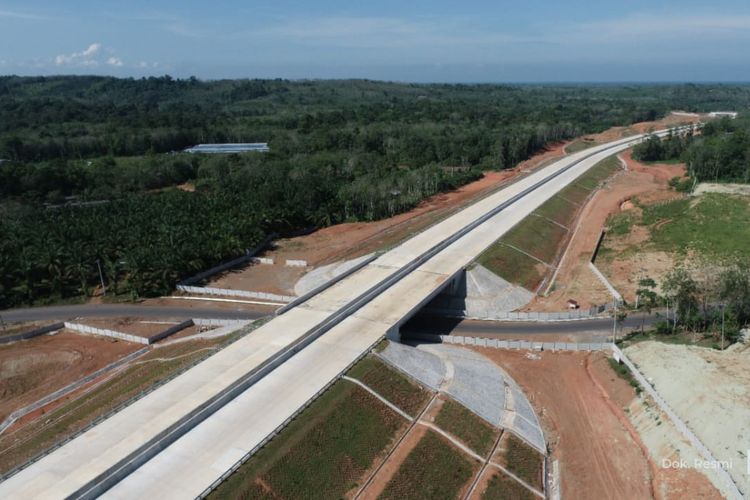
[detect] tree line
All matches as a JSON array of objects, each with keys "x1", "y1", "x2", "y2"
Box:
[
  {"x1": 632, "y1": 115, "x2": 750, "y2": 183},
  {"x1": 2, "y1": 77, "x2": 750, "y2": 307}
]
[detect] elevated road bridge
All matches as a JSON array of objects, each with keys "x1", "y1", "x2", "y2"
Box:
[{"x1": 0, "y1": 127, "x2": 688, "y2": 499}]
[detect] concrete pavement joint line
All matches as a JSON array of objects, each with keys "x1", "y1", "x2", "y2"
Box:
[
  {"x1": 341, "y1": 376, "x2": 413, "y2": 421},
  {"x1": 276, "y1": 253, "x2": 380, "y2": 315}
]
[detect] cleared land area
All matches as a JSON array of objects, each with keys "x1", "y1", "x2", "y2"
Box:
[
  {"x1": 379, "y1": 429, "x2": 477, "y2": 500},
  {"x1": 599, "y1": 190, "x2": 750, "y2": 302},
  {"x1": 626, "y1": 341, "x2": 750, "y2": 496},
  {"x1": 526, "y1": 149, "x2": 687, "y2": 310},
  {"x1": 469, "y1": 348, "x2": 711, "y2": 499},
  {"x1": 208, "y1": 379, "x2": 406, "y2": 500},
  {"x1": 478, "y1": 155, "x2": 621, "y2": 292},
  {"x1": 0, "y1": 335, "x2": 229, "y2": 475},
  {"x1": 0, "y1": 330, "x2": 140, "y2": 422}
]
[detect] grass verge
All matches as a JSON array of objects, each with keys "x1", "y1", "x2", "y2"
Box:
[
  {"x1": 379, "y1": 429, "x2": 476, "y2": 500},
  {"x1": 496, "y1": 433, "x2": 544, "y2": 491},
  {"x1": 435, "y1": 399, "x2": 498, "y2": 457},
  {"x1": 208, "y1": 380, "x2": 404, "y2": 500},
  {"x1": 606, "y1": 357, "x2": 642, "y2": 395},
  {"x1": 481, "y1": 469, "x2": 536, "y2": 500},
  {"x1": 477, "y1": 155, "x2": 621, "y2": 290},
  {"x1": 346, "y1": 356, "x2": 431, "y2": 416}
]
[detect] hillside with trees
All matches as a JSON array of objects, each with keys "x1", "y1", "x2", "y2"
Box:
[{"x1": 2, "y1": 77, "x2": 750, "y2": 307}]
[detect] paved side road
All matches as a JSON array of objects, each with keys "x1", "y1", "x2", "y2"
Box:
[
  {"x1": 403, "y1": 312, "x2": 661, "y2": 341},
  {"x1": 0, "y1": 304, "x2": 266, "y2": 323}
]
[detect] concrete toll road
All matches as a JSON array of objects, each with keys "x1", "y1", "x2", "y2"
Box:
[{"x1": 0, "y1": 127, "x2": 689, "y2": 499}]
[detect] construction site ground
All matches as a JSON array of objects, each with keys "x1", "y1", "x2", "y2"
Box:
[
  {"x1": 470, "y1": 348, "x2": 720, "y2": 499},
  {"x1": 625, "y1": 340, "x2": 750, "y2": 496},
  {"x1": 0, "y1": 329, "x2": 141, "y2": 422},
  {"x1": 0, "y1": 334, "x2": 233, "y2": 474},
  {"x1": 525, "y1": 150, "x2": 687, "y2": 310}
]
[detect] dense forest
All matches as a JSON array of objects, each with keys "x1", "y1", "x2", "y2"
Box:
[
  {"x1": 632, "y1": 115, "x2": 750, "y2": 183},
  {"x1": 2, "y1": 76, "x2": 750, "y2": 307}
]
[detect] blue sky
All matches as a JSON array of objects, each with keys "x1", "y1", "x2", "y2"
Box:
[{"x1": 2, "y1": 0, "x2": 750, "y2": 82}]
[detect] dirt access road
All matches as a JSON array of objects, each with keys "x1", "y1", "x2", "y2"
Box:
[
  {"x1": 526, "y1": 149, "x2": 688, "y2": 311},
  {"x1": 471, "y1": 349, "x2": 719, "y2": 499}
]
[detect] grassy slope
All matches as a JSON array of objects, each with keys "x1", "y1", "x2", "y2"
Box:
[
  {"x1": 209, "y1": 380, "x2": 403, "y2": 500},
  {"x1": 435, "y1": 399, "x2": 498, "y2": 457},
  {"x1": 379, "y1": 429, "x2": 476, "y2": 500},
  {"x1": 478, "y1": 155, "x2": 621, "y2": 290},
  {"x1": 346, "y1": 356, "x2": 431, "y2": 416},
  {"x1": 499, "y1": 434, "x2": 545, "y2": 491},
  {"x1": 481, "y1": 470, "x2": 536, "y2": 500}
]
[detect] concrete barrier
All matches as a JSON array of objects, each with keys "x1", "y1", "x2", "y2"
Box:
[
  {"x1": 179, "y1": 234, "x2": 276, "y2": 286},
  {"x1": 284, "y1": 259, "x2": 307, "y2": 267},
  {"x1": 251, "y1": 257, "x2": 274, "y2": 265},
  {"x1": 0, "y1": 322, "x2": 64, "y2": 344},
  {"x1": 176, "y1": 285, "x2": 294, "y2": 303},
  {"x1": 65, "y1": 322, "x2": 149, "y2": 345}
]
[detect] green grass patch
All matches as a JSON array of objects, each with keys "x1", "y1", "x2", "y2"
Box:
[
  {"x1": 533, "y1": 195, "x2": 579, "y2": 227},
  {"x1": 606, "y1": 358, "x2": 642, "y2": 395},
  {"x1": 209, "y1": 380, "x2": 403, "y2": 500},
  {"x1": 435, "y1": 399, "x2": 498, "y2": 457},
  {"x1": 499, "y1": 434, "x2": 544, "y2": 491},
  {"x1": 477, "y1": 244, "x2": 546, "y2": 291},
  {"x1": 503, "y1": 216, "x2": 567, "y2": 264},
  {"x1": 643, "y1": 194, "x2": 750, "y2": 259},
  {"x1": 379, "y1": 430, "x2": 475, "y2": 500},
  {"x1": 565, "y1": 139, "x2": 596, "y2": 153},
  {"x1": 481, "y1": 470, "x2": 536, "y2": 500},
  {"x1": 346, "y1": 356, "x2": 431, "y2": 416},
  {"x1": 606, "y1": 212, "x2": 634, "y2": 236}
]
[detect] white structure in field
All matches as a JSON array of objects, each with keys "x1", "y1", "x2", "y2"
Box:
[{"x1": 184, "y1": 143, "x2": 270, "y2": 153}]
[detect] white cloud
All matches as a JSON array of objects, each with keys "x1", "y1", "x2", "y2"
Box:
[
  {"x1": 107, "y1": 56, "x2": 124, "y2": 67},
  {"x1": 55, "y1": 43, "x2": 103, "y2": 66}
]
